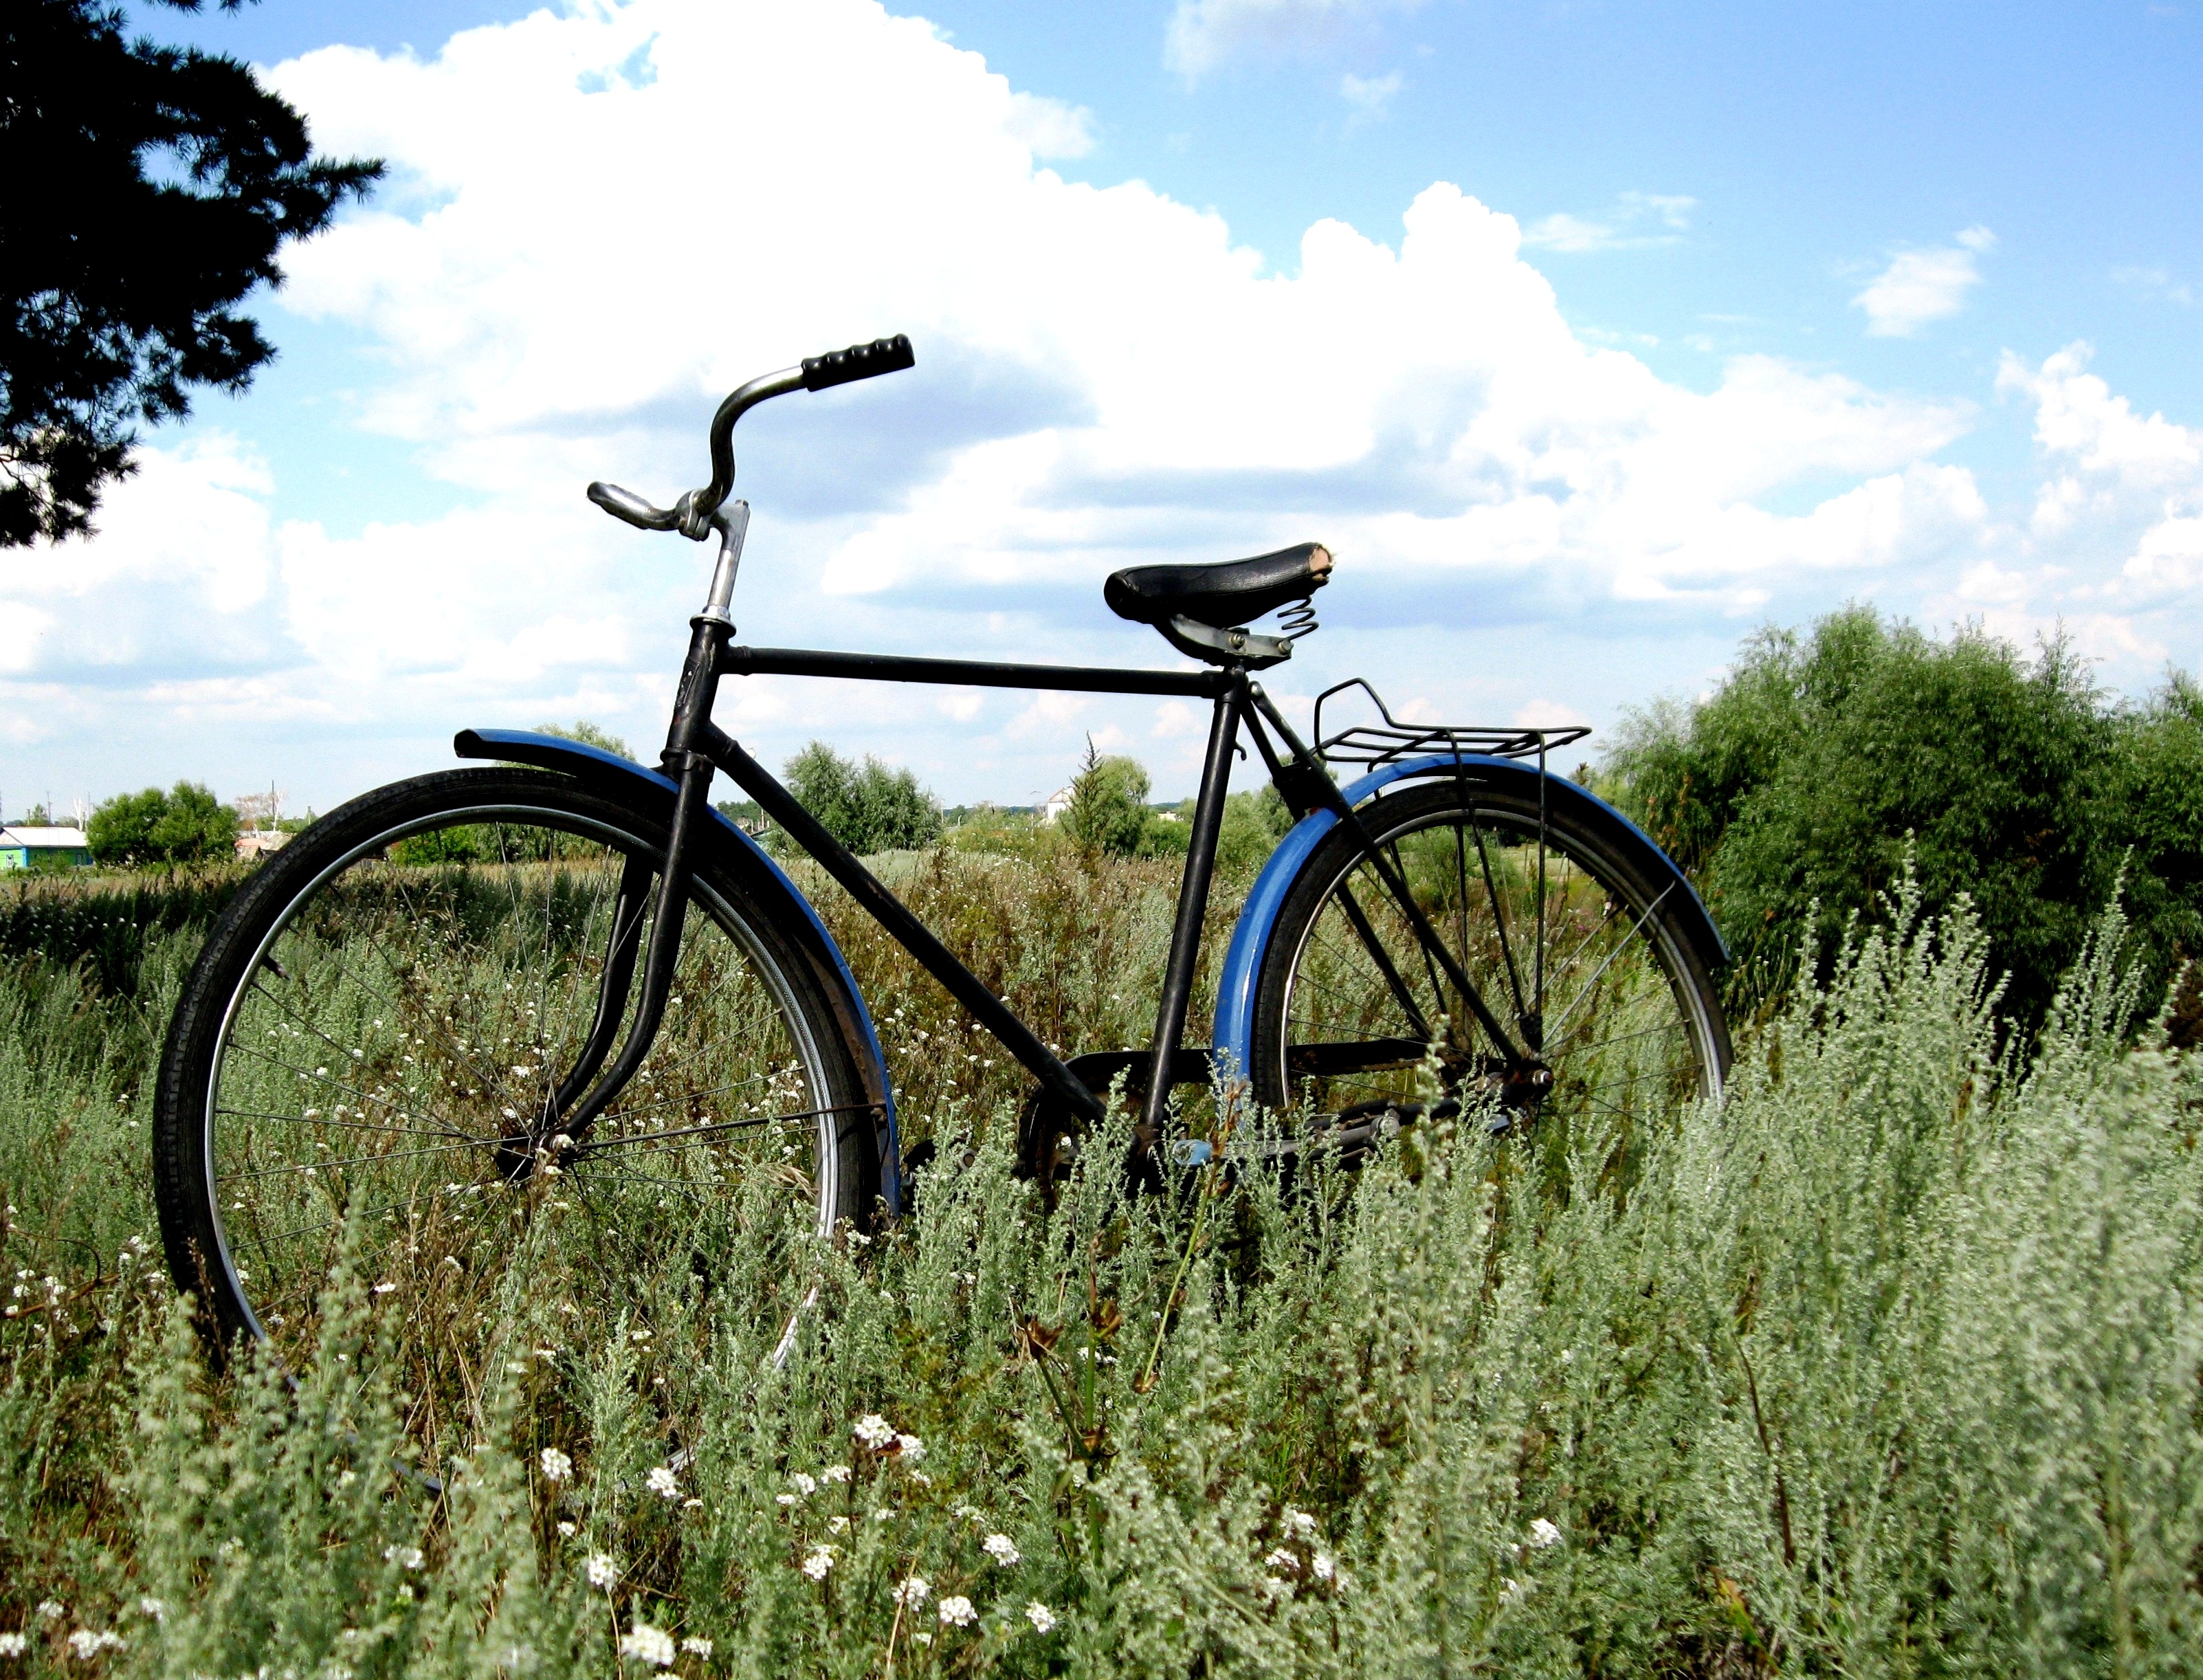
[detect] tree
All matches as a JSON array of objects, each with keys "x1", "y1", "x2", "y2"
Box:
[
  {"x1": 1061, "y1": 740, "x2": 1153, "y2": 857},
  {"x1": 782, "y1": 742, "x2": 943, "y2": 855},
  {"x1": 540, "y1": 719, "x2": 632, "y2": 760},
  {"x1": 87, "y1": 780, "x2": 236, "y2": 864},
  {"x1": 2, "y1": 0, "x2": 382, "y2": 545}
]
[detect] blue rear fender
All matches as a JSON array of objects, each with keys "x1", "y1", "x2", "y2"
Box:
[
  {"x1": 454, "y1": 729, "x2": 900, "y2": 1215},
  {"x1": 1212, "y1": 755, "x2": 1723, "y2": 1081}
]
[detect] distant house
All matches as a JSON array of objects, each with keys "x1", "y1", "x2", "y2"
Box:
[
  {"x1": 235, "y1": 830, "x2": 294, "y2": 860},
  {"x1": 0, "y1": 826, "x2": 92, "y2": 870},
  {"x1": 1041, "y1": 786, "x2": 1074, "y2": 824}
]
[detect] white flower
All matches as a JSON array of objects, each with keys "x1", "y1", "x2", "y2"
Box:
[
  {"x1": 1284, "y1": 1507, "x2": 1318, "y2": 1538},
  {"x1": 557, "y1": 1521, "x2": 577, "y2": 1538},
  {"x1": 1023, "y1": 1602, "x2": 1057, "y2": 1634},
  {"x1": 936, "y1": 1596, "x2": 975, "y2": 1628},
  {"x1": 66, "y1": 1629, "x2": 125, "y2": 1659},
  {"x1": 683, "y1": 1498, "x2": 702, "y2": 1510},
  {"x1": 617, "y1": 1622, "x2": 676, "y2": 1667},
  {"x1": 1499, "y1": 1576, "x2": 1530, "y2": 1606},
  {"x1": 895, "y1": 1433, "x2": 925, "y2": 1463},
  {"x1": 384, "y1": 1545, "x2": 425, "y2": 1570},
  {"x1": 539, "y1": 1447, "x2": 573, "y2": 1481},
  {"x1": 587, "y1": 1554, "x2": 619, "y2": 1588},
  {"x1": 982, "y1": 1532, "x2": 1020, "y2": 1566},
  {"x1": 800, "y1": 1545, "x2": 834, "y2": 1581},
  {"x1": 775, "y1": 1494, "x2": 797, "y2": 1507},
  {"x1": 34, "y1": 1604, "x2": 63, "y2": 1622},
  {"x1": 819, "y1": 1464, "x2": 851, "y2": 1483},
  {"x1": 646, "y1": 1466, "x2": 679, "y2": 1500},
  {"x1": 1527, "y1": 1517, "x2": 1563, "y2": 1550},
  {"x1": 679, "y1": 1637, "x2": 712, "y2": 1659},
  {"x1": 789, "y1": 1472, "x2": 817, "y2": 1496},
  {"x1": 1311, "y1": 1553, "x2": 1336, "y2": 1582},
  {"x1": 0, "y1": 1633, "x2": 25, "y2": 1657},
  {"x1": 135, "y1": 1599, "x2": 164, "y2": 1621},
  {"x1": 853, "y1": 1415, "x2": 896, "y2": 1449},
  {"x1": 893, "y1": 1576, "x2": 929, "y2": 1607},
  {"x1": 1265, "y1": 1547, "x2": 1300, "y2": 1574},
  {"x1": 372, "y1": 1282, "x2": 397, "y2": 1295}
]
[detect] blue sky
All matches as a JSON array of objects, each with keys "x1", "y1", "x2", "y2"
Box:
[{"x1": 8, "y1": 0, "x2": 2202, "y2": 819}]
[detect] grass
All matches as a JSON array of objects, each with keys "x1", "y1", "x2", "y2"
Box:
[{"x1": 0, "y1": 856, "x2": 2198, "y2": 1676}]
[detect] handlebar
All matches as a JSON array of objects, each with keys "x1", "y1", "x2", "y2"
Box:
[{"x1": 588, "y1": 334, "x2": 914, "y2": 538}]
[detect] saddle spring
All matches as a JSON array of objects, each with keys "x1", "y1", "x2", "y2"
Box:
[{"x1": 1277, "y1": 595, "x2": 1320, "y2": 641}]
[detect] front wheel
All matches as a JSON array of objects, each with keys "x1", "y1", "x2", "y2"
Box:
[
  {"x1": 153, "y1": 769, "x2": 880, "y2": 1380},
  {"x1": 1248, "y1": 772, "x2": 1728, "y2": 1139}
]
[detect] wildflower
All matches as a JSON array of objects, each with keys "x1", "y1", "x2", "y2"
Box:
[
  {"x1": 895, "y1": 1433, "x2": 925, "y2": 1463},
  {"x1": 828, "y1": 1516, "x2": 850, "y2": 1534},
  {"x1": 540, "y1": 1447, "x2": 573, "y2": 1481},
  {"x1": 1265, "y1": 1547, "x2": 1300, "y2": 1574},
  {"x1": 557, "y1": 1521, "x2": 577, "y2": 1537},
  {"x1": 683, "y1": 1498, "x2": 702, "y2": 1510},
  {"x1": 789, "y1": 1471, "x2": 817, "y2": 1495},
  {"x1": 1283, "y1": 1507, "x2": 1318, "y2": 1538},
  {"x1": 617, "y1": 1622, "x2": 676, "y2": 1667},
  {"x1": 775, "y1": 1494, "x2": 797, "y2": 1507},
  {"x1": 1498, "y1": 1576, "x2": 1529, "y2": 1606},
  {"x1": 911, "y1": 1632, "x2": 931, "y2": 1647},
  {"x1": 819, "y1": 1464, "x2": 851, "y2": 1483},
  {"x1": 680, "y1": 1636, "x2": 712, "y2": 1658},
  {"x1": 67, "y1": 1629, "x2": 125, "y2": 1659},
  {"x1": 937, "y1": 1596, "x2": 975, "y2": 1628},
  {"x1": 34, "y1": 1604, "x2": 62, "y2": 1622},
  {"x1": 586, "y1": 1554, "x2": 618, "y2": 1588},
  {"x1": 852, "y1": 1414, "x2": 896, "y2": 1449},
  {"x1": 1311, "y1": 1553, "x2": 1336, "y2": 1582},
  {"x1": 384, "y1": 1544, "x2": 425, "y2": 1570},
  {"x1": 800, "y1": 1545, "x2": 834, "y2": 1581},
  {"x1": 646, "y1": 1466, "x2": 679, "y2": 1500},
  {"x1": 136, "y1": 1599, "x2": 164, "y2": 1621},
  {"x1": 0, "y1": 1633, "x2": 25, "y2": 1657},
  {"x1": 893, "y1": 1576, "x2": 929, "y2": 1608},
  {"x1": 1527, "y1": 1517, "x2": 1562, "y2": 1550},
  {"x1": 1023, "y1": 1602, "x2": 1057, "y2": 1633},
  {"x1": 982, "y1": 1533, "x2": 1020, "y2": 1566}
]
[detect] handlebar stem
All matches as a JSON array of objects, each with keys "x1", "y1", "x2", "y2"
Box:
[{"x1": 698, "y1": 502, "x2": 750, "y2": 625}]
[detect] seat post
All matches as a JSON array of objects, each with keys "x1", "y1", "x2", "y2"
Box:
[{"x1": 1139, "y1": 676, "x2": 1246, "y2": 1150}]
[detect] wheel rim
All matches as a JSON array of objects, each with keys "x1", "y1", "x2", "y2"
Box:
[
  {"x1": 1274, "y1": 791, "x2": 1720, "y2": 1134},
  {"x1": 199, "y1": 804, "x2": 841, "y2": 1373}
]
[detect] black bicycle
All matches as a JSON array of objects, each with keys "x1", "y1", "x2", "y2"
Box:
[{"x1": 154, "y1": 335, "x2": 1730, "y2": 1367}]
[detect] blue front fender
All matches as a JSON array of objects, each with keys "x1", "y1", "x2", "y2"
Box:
[
  {"x1": 1212, "y1": 755, "x2": 1722, "y2": 1083},
  {"x1": 454, "y1": 729, "x2": 900, "y2": 1213}
]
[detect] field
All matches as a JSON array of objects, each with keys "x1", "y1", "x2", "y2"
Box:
[{"x1": 0, "y1": 852, "x2": 2199, "y2": 1677}]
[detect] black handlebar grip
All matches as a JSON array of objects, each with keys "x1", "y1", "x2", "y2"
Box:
[{"x1": 801, "y1": 334, "x2": 916, "y2": 392}]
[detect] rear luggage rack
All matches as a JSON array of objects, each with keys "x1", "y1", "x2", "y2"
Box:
[{"x1": 1312, "y1": 678, "x2": 1591, "y2": 771}]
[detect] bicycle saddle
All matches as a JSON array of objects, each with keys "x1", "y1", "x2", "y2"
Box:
[{"x1": 1104, "y1": 542, "x2": 1332, "y2": 631}]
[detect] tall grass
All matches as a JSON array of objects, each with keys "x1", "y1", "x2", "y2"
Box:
[{"x1": 0, "y1": 864, "x2": 2198, "y2": 1675}]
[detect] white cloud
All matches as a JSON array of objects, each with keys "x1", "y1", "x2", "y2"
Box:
[
  {"x1": 1004, "y1": 91, "x2": 1096, "y2": 159},
  {"x1": 1853, "y1": 225, "x2": 1995, "y2": 338},
  {"x1": 1164, "y1": 0, "x2": 1421, "y2": 81},
  {"x1": 1520, "y1": 192, "x2": 1696, "y2": 254},
  {"x1": 1339, "y1": 70, "x2": 1402, "y2": 124},
  {"x1": 12, "y1": 2, "x2": 2195, "y2": 806}
]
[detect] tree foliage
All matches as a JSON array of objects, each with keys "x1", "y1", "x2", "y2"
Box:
[
  {"x1": 1605, "y1": 605, "x2": 2203, "y2": 1025},
  {"x1": 782, "y1": 740, "x2": 944, "y2": 855},
  {"x1": 1, "y1": 0, "x2": 382, "y2": 544},
  {"x1": 86, "y1": 779, "x2": 238, "y2": 864}
]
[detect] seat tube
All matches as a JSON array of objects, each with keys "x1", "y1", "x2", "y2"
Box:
[{"x1": 1140, "y1": 677, "x2": 1245, "y2": 1143}]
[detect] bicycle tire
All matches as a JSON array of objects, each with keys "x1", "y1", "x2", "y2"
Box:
[
  {"x1": 153, "y1": 767, "x2": 879, "y2": 1368},
  {"x1": 1248, "y1": 771, "x2": 1728, "y2": 1138}
]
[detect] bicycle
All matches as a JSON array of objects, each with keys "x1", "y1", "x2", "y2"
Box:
[{"x1": 153, "y1": 335, "x2": 1731, "y2": 1371}]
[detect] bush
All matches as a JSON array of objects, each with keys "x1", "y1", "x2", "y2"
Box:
[
  {"x1": 782, "y1": 740, "x2": 944, "y2": 855},
  {"x1": 1605, "y1": 606, "x2": 2203, "y2": 1025},
  {"x1": 85, "y1": 780, "x2": 238, "y2": 866}
]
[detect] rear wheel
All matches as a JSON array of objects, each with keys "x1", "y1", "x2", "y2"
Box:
[
  {"x1": 153, "y1": 769, "x2": 878, "y2": 1382},
  {"x1": 1249, "y1": 773, "x2": 1727, "y2": 1142}
]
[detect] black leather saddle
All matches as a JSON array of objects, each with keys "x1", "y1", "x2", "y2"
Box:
[{"x1": 1104, "y1": 542, "x2": 1331, "y2": 667}]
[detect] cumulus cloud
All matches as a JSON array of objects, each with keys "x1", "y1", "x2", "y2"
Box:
[
  {"x1": 1853, "y1": 225, "x2": 1995, "y2": 337},
  {"x1": 1164, "y1": 0, "x2": 1421, "y2": 81},
  {"x1": 1520, "y1": 192, "x2": 1696, "y2": 254},
  {"x1": 9, "y1": 1, "x2": 2191, "y2": 804}
]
